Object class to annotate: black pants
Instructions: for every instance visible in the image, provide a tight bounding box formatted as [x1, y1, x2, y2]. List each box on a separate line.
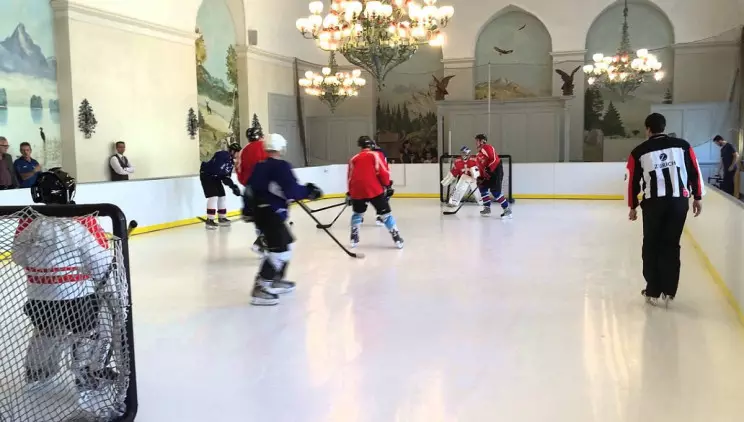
[253, 205, 294, 281]
[721, 170, 736, 195]
[351, 194, 391, 215]
[641, 199, 689, 298]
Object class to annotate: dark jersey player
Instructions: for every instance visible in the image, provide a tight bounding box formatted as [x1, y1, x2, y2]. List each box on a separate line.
[247, 133, 323, 306]
[347, 136, 403, 249]
[475, 134, 511, 218]
[199, 143, 242, 229]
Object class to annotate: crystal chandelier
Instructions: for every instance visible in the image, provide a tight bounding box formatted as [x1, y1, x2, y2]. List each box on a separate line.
[582, 0, 664, 99]
[296, 0, 454, 90]
[299, 52, 367, 112]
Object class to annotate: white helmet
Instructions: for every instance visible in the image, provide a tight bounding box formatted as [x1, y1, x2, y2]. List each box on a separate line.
[264, 133, 287, 153]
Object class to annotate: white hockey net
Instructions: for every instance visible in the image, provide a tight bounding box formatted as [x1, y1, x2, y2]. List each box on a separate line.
[0, 208, 131, 422]
[439, 154, 513, 203]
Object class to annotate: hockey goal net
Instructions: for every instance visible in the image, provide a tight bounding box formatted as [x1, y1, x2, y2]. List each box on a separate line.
[439, 154, 514, 204]
[0, 205, 137, 422]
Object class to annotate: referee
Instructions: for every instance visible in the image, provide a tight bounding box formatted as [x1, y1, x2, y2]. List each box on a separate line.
[626, 113, 704, 307]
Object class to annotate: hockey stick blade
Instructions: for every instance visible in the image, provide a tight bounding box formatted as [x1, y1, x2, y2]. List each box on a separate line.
[315, 203, 348, 230]
[297, 200, 364, 259]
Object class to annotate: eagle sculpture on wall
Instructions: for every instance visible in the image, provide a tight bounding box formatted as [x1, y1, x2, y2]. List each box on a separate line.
[432, 75, 456, 101]
[493, 46, 514, 55]
[555, 65, 582, 96]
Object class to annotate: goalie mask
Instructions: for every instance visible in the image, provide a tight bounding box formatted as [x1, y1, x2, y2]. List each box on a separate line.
[460, 145, 471, 158]
[32, 168, 76, 205]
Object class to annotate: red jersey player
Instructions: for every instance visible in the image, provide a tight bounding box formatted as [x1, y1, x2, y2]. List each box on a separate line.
[237, 124, 270, 253]
[347, 136, 403, 249]
[440, 146, 484, 208]
[475, 134, 511, 218]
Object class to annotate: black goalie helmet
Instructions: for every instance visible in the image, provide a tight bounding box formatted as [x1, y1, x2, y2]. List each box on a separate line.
[31, 168, 76, 205]
[357, 135, 375, 149]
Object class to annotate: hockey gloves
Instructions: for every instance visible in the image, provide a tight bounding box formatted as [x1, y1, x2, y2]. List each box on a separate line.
[345, 193, 352, 205]
[385, 185, 395, 198]
[231, 185, 241, 196]
[306, 183, 323, 200]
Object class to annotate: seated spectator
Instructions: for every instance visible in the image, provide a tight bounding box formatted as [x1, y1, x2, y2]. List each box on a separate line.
[14, 142, 41, 188]
[0, 136, 19, 189]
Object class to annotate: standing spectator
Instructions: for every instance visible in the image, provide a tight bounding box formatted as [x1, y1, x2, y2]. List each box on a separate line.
[0, 136, 19, 189]
[626, 113, 704, 307]
[109, 141, 135, 181]
[14, 142, 41, 188]
[713, 135, 739, 196]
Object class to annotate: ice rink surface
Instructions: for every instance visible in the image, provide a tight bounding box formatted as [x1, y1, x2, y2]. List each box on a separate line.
[128, 199, 744, 422]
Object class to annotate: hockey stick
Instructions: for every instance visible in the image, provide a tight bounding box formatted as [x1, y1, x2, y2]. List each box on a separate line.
[296, 200, 364, 259]
[307, 201, 346, 213]
[316, 203, 348, 229]
[442, 189, 476, 215]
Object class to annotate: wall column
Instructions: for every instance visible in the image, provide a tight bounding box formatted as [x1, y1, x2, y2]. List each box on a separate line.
[551, 50, 586, 162]
[51, 2, 78, 177]
[236, 45, 251, 144]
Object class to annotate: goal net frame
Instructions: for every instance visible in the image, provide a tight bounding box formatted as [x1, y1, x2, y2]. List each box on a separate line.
[0, 203, 138, 422]
[439, 154, 514, 204]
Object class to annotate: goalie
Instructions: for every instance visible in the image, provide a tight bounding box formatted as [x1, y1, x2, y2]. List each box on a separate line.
[441, 146, 483, 209]
[12, 169, 125, 418]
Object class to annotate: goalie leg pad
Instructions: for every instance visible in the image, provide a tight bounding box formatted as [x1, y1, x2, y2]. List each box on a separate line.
[24, 332, 63, 382]
[449, 178, 470, 206]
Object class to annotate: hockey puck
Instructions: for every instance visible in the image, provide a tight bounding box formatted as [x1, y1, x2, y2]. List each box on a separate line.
[289, 221, 294, 226]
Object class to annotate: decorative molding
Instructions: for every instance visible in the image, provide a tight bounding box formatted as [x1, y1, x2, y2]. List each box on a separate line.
[238, 45, 295, 68]
[550, 50, 586, 62]
[442, 57, 475, 69]
[673, 39, 739, 54]
[51, 0, 198, 46]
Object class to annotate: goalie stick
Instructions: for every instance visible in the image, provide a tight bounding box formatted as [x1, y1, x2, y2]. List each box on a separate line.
[296, 200, 365, 259]
[442, 189, 476, 215]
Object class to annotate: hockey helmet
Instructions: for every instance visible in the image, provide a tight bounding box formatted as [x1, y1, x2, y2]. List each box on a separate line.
[460, 145, 471, 157]
[31, 168, 76, 205]
[264, 133, 288, 154]
[246, 126, 263, 142]
[358, 135, 375, 149]
[227, 142, 242, 154]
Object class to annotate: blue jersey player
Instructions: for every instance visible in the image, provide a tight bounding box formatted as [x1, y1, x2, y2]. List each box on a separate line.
[199, 143, 242, 229]
[247, 134, 323, 306]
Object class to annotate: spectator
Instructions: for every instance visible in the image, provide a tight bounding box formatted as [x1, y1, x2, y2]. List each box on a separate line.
[109, 141, 135, 181]
[14, 142, 41, 188]
[713, 135, 739, 196]
[0, 136, 19, 189]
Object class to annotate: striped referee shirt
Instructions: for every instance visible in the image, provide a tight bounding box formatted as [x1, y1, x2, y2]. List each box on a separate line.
[625, 134, 704, 208]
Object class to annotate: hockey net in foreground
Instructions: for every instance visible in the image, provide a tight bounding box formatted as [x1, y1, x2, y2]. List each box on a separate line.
[439, 154, 514, 204]
[0, 205, 137, 422]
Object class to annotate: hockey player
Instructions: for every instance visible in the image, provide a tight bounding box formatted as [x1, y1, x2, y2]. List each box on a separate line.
[441, 146, 483, 208]
[348, 136, 403, 249]
[13, 168, 121, 416]
[474, 134, 512, 218]
[200, 142, 242, 229]
[237, 125, 270, 253]
[247, 133, 323, 306]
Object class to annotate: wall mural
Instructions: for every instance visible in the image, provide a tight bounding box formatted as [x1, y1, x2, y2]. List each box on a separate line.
[473, 9, 552, 100]
[375, 45, 443, 163]
[0, 0, 61, 168]
[195, 0, 240, 161]
[583, 2, 674, 162]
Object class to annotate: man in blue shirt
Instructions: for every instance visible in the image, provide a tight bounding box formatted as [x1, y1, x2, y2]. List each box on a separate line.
[14, 142, 41, 188]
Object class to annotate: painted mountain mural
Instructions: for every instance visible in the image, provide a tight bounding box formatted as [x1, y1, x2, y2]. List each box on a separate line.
[0, 23, 56, 80]
[0, 18, 62, 169]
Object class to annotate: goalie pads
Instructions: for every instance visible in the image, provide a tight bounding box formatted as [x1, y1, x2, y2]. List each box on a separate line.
[447, 174, 483, 207]
[441, 172, 456, 186]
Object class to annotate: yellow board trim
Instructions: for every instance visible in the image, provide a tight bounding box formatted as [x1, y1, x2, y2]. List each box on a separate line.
[684, 229, 744, 327]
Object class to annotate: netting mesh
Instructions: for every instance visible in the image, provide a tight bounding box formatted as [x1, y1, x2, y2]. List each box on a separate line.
[0, 208, 130, 422]
[439, 154, 513, 203]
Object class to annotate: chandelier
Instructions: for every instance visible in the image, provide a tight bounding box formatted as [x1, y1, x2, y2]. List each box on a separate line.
[296, 0, 454, 90]
[299, 52, 367, 112]
[582, 0, 664, 99]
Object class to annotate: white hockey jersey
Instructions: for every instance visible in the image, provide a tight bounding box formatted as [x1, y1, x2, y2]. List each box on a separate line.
[12, 216, 112, 301]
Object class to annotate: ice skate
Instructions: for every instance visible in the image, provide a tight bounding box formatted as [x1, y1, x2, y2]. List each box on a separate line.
[350, 227, 360, 248]
[480, 206, 491, 217]
[218, 217, 231, 227]
[205, 219, 218, 230]
[501, 208, 512, 219]
[251, 283, 279, 306]
[270, 280, 296, 294]
[662, 293, 674, 308]
[641, 290, 660, 306]
[391, 230, 404, 249]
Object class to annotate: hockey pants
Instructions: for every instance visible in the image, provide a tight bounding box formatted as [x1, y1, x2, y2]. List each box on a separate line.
[449, 175, 482, 206]
[254, 205, 294, 283]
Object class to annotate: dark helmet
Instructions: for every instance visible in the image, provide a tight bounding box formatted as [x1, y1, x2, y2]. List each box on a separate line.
[31, 168, 76, 205]
[228, 142, 242, 153]
[475, 134, 488, 142]
[358, 135, 375, 149]
[246, 126, 263, 142]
